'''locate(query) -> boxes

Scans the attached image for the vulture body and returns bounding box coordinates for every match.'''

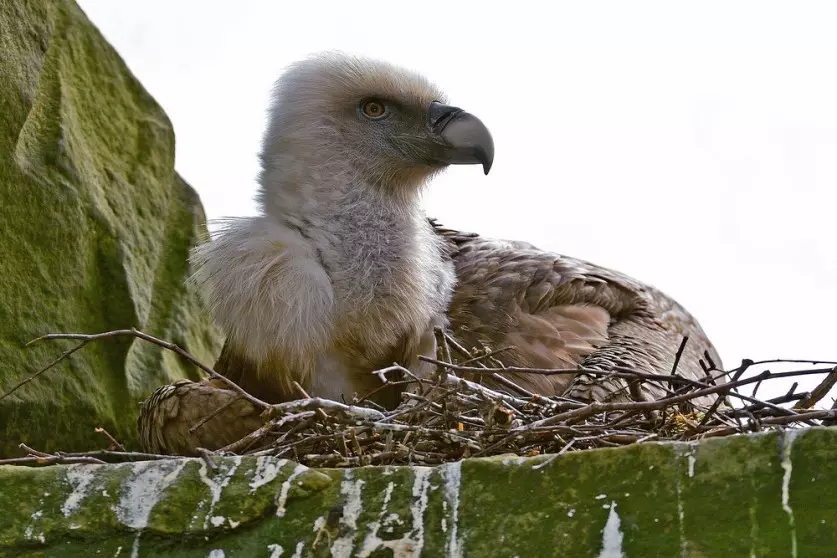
[186,52,494,410]
[138,52,722,456]
[432,221,722,405]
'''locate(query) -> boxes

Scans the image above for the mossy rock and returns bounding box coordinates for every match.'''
[0,0,222,456]
[3,428,837,557]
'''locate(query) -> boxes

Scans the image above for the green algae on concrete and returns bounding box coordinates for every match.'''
[3,427,837,557]
[0,0,222,455]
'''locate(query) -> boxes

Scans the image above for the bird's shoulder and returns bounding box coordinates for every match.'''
[190,216,336,365]
[428,218,653,316]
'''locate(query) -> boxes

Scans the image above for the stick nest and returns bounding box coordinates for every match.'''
[3,329,837,468]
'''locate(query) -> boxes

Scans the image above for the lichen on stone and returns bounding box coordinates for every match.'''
[0,0,222,456]
[5,429,837,556]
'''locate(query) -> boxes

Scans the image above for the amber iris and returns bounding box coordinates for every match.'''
[361,100,386,118]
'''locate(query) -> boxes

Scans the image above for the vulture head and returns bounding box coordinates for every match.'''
[256,52,494,216]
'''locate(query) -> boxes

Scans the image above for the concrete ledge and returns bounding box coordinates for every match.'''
[4,427,836,557]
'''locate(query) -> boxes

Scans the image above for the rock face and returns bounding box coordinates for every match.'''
[0,0,222,455]
[3,427,836,557]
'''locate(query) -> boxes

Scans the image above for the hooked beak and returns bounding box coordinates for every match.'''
[427,101,494,175]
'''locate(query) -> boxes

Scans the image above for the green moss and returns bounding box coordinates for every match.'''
[0,428,837,558]
[0,0,222,456]
[4,430,837,557]
[679,431,786,556]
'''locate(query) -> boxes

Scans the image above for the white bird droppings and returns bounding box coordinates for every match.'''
[442,460,464,558]
[61,464,99,517]
[130,534,140,558]
[197,456,242,530]
[676,480,687,554]
[357,481,395,557]
[330,470,367,558]
[781,430,801,558]
[250,457,288,494]
[408,467,433,557]
[115,459,188,530]
[275,462,308,518]
[598,502,624,558]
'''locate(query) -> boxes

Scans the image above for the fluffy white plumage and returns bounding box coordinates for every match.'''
[189,52,487,404]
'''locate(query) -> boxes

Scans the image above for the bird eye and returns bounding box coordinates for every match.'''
[360,99,388,120]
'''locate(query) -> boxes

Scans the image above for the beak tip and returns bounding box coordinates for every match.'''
[478,145,494,175]
[431,103,495,176]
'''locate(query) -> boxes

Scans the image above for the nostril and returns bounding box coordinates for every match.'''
[428,101,463,130]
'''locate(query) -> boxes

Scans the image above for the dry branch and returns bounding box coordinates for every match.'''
[4,328,837,468]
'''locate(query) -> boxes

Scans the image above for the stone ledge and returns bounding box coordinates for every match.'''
[3,426,836,557]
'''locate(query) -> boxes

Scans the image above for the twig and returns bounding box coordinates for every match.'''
[95,427,126,451]
[190,396,245,434]
[197,448,218,471]
[0,341,92,402]
[671,336,688,376]
[218,411,315,454]
[794,366,837,410]
[266,397,386,421]
[22,329,270,411]
[0,455,106,466]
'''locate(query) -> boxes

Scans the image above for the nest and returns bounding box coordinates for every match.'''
[3,329,837,468]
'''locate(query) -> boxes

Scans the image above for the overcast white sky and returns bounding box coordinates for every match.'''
[78,1,837,401]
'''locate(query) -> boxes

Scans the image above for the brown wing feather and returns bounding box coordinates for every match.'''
[138,379,266,456]
[431,219,723,407]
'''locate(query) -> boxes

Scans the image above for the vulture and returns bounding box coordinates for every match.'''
[138,52,723,456]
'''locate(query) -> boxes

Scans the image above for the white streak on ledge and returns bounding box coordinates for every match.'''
[598,501,624,558]
[25,497,46,542]
[330,469,366,558]
[197,456,242,530]
[115,460,189,558]
[130,534,140,558]
[676,479,687,555]
[781,429,801,558]
[443,461,464,558]
[409,467,433,557]
[115,459,188,530]
[276,463,308,518]
[250,457,288,494]
[61,464,99,517]
[749,500,759,558]
[357,481,395,557]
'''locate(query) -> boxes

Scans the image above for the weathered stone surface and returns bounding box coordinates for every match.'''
[3,427,836,557]
[0,0,222,455]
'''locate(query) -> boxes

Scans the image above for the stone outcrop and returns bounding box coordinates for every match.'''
[0,0,222,455]
[3,427,836,557]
